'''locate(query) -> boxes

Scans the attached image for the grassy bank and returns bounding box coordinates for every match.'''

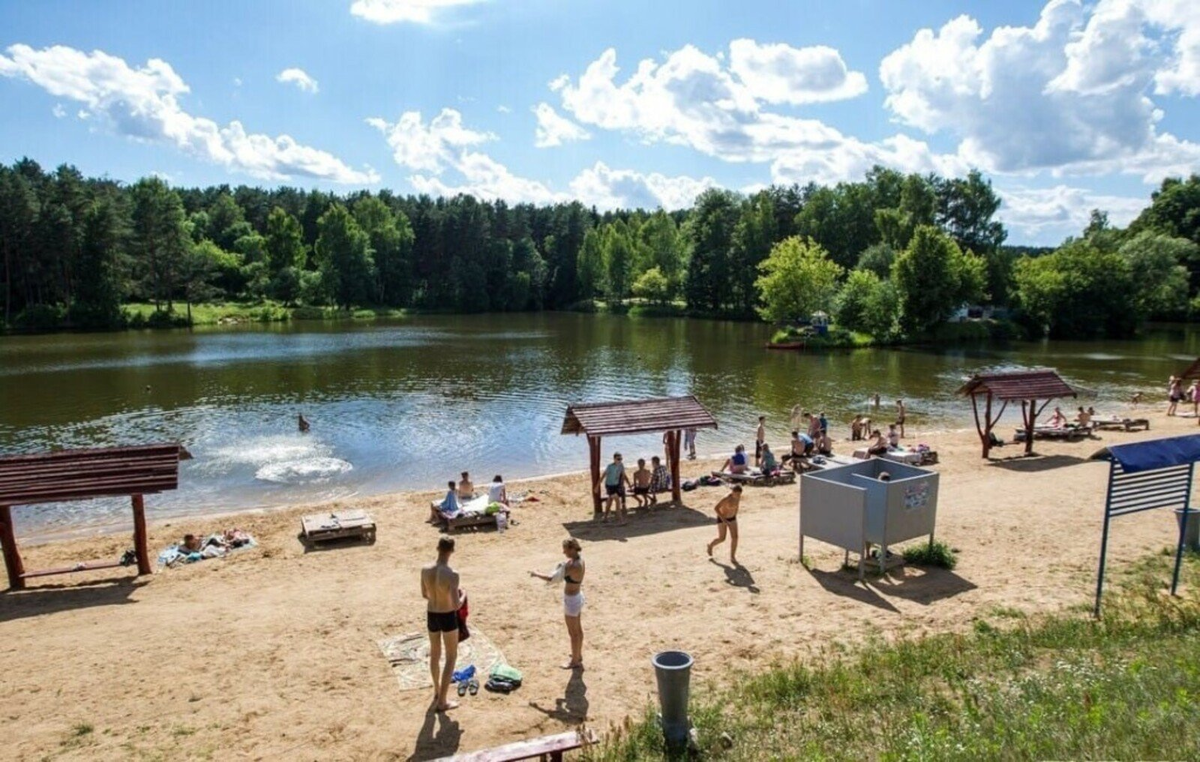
[592,550,1200,760]
[121,302,407,328]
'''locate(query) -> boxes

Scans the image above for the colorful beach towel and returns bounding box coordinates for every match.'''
[377,628,506,691]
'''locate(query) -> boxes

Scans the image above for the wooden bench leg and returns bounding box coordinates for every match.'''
[1,505,26,590]
[132,495,152,576]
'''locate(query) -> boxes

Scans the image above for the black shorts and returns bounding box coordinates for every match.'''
[605,484,625,497]
[633,486,649,495]
[717,515,736,524]
[427,610,459,633]
[755,441,763,459]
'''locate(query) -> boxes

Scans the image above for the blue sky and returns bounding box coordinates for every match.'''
[2,0,1198,245]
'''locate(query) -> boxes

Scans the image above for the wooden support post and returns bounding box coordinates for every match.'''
[1024,398,1036,456]
[588,436,602,515]
[670,430,683,504]
[0,504,25,591]
[132,494,151,576]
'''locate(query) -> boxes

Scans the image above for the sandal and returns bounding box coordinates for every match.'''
[468,678,479,696]
[457,680,468,697]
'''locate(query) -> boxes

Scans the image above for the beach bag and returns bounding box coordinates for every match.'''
[486,502,503,515]
[457,594,470,642]
[682,478,698,492]
[490,664,523,682]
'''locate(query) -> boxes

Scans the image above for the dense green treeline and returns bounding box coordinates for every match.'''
[2,156,1199,339]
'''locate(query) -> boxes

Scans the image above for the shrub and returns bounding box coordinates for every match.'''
[902,539,957,569]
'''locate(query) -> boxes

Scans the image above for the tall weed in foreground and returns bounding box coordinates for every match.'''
[588,552,1200,761]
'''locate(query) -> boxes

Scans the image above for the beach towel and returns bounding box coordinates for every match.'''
[377,629,506,691]
[457,593,470,642]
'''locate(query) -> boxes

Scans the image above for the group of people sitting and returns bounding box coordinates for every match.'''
[594,453,673,523]
[161,528,254,566]
[429,471,510,524]
[1048,406,1097,429]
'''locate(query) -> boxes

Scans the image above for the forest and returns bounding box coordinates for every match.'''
[2,156,1199,340]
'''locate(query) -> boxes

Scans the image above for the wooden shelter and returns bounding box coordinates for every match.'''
[561,396,718,511]
[0,444,183,590]
[958,370,1076,458]
[1179,358,1200,380]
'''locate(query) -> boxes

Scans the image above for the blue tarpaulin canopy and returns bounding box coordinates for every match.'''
[1097,434,1200,474]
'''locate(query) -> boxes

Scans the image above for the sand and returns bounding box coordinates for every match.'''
[0,412,1193,760]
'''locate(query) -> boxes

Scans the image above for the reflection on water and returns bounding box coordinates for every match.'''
[2,314,1198,537]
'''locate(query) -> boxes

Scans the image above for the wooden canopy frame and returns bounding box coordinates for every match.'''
[1179,358,1200,380]
[0,444,183,590]
[561,396,718,511]
[958,370,1076,458]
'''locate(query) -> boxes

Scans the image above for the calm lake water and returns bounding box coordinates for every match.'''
[2,314,1198,538]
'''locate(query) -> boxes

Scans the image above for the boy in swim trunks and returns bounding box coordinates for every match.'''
[631,458,653,508]
[421,537,463,712]
[595,452,630,524]
[706,485,742,566]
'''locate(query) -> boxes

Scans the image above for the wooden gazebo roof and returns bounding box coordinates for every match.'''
[1180,358,1200,380]
[561,395,718,437]
[957,370,1076,401]
[0,444,182,507]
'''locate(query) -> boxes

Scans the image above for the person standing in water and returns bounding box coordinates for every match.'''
[684,428,697,460]
[755,415,766,467]
[895,399,906,438]
[422,537,464,712]
[298,413,310,433]
[706,485,742,566]
[529,538,586,670]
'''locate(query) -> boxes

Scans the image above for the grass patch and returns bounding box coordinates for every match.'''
[589,551,1200,760]
[902,539,958,570]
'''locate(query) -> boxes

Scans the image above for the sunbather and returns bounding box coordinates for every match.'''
[850,415,864,441]
[816,431,833,456]
[721,445,749,475]
[760,443,778,474]
[781,431,813,465]
[528,538,585,670]
[1076,407,1092,427]
[457,472,474,500]
[887,424,900,448]
[631,458,652,508]
[1049,407,1068,428]
[867,430,888,456]
[422,537,464,712]
[430,481,461,523]
[487,475,508,506]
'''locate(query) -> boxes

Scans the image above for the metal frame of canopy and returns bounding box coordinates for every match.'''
[0,444,184,590]
[1091,434,1200,617]
[561,396,718,513]
[958,369,1077,458]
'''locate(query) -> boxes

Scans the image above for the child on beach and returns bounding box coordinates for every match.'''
[631,458,652,508]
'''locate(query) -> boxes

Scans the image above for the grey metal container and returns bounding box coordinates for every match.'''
[1175,508,1200,551]
[652,650,693,748]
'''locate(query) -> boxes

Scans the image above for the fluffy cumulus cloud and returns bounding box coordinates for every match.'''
[349,0,483,25]
[369,107,715,209]
[532,102,590,147]
[997,184,1148,239]
[550,42,958,185]
[276,67,319,94]
[728,39,868,105]
[879,0,1200,181]
[569,162,718,210]
[0,44,376,183]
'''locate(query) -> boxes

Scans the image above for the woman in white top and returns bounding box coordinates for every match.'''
[488,474,507,505]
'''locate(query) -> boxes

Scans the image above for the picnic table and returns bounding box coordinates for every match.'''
[300,509,376,545]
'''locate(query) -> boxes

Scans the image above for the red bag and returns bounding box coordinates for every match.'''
[457,592,470,642]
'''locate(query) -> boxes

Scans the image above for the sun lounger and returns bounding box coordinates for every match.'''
[1091,416,1150,432]
[1013,424,1093,442]
[301,510,376,544]
[711,469,796,486]
[431,495,508,532]
[853,447,937,466]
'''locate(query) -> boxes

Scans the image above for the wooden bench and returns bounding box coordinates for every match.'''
[300,510,376,545]
[1092,417,1150,432]
[435,729,597,761]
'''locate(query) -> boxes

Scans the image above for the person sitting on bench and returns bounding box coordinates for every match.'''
[760,443,779,474]
[867,430,888,456]
[721,445,749,474]
[430,481,461,524]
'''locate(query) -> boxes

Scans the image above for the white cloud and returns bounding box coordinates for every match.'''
[728,39,868,105]
[532,102,590,147]
[0,44,376,184]
[569,162,717,210]
[51,103,65,118]
[496,104,511,114]
[276,67,319,94]
[996,184,1148,240]
[879,0,1200,181]
[551,43,952,185]
[350,0,483,25]
[369,107,717,210]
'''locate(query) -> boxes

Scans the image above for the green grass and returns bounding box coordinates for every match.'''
[902,539,959,570]
[588,550,1200,761]
[121,301,408,328]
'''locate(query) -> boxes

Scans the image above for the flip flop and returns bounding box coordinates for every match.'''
[457,680,468,697]
[468,678,480,696]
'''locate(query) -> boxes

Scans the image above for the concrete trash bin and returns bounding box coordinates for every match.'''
[1176,508,1200,551]
[652,650,693,747]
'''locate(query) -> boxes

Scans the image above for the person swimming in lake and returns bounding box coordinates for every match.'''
[298,413,310,433]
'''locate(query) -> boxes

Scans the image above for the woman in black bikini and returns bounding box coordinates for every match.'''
[529,538,586,670]
[706,485,742,566]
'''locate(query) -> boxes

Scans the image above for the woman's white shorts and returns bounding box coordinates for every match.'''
[563,592,584,617]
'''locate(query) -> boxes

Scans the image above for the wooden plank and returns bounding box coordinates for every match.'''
[132,494,151,576]
[20,560,125,579]
[437,730,596,761]
[1,504,25,590]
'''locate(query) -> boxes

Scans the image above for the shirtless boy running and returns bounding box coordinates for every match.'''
[422,537,464,712]
[706,485,743,566]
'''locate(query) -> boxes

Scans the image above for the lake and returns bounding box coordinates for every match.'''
[2,314,1198,538]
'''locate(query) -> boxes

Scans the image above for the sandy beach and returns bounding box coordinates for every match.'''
[0,412,1193,760]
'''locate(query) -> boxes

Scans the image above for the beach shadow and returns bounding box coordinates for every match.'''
[563,503,711,543]
[528,669,589,723]
[807,566,900,613]
[988,454,1088,472]
[709,558,760,593]
[867,565,977,604]
[407,708,463,761]
[0,576,143,623]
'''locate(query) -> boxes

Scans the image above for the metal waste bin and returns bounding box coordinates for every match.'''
[652,650,693,748]
[1176,508,1200,551]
